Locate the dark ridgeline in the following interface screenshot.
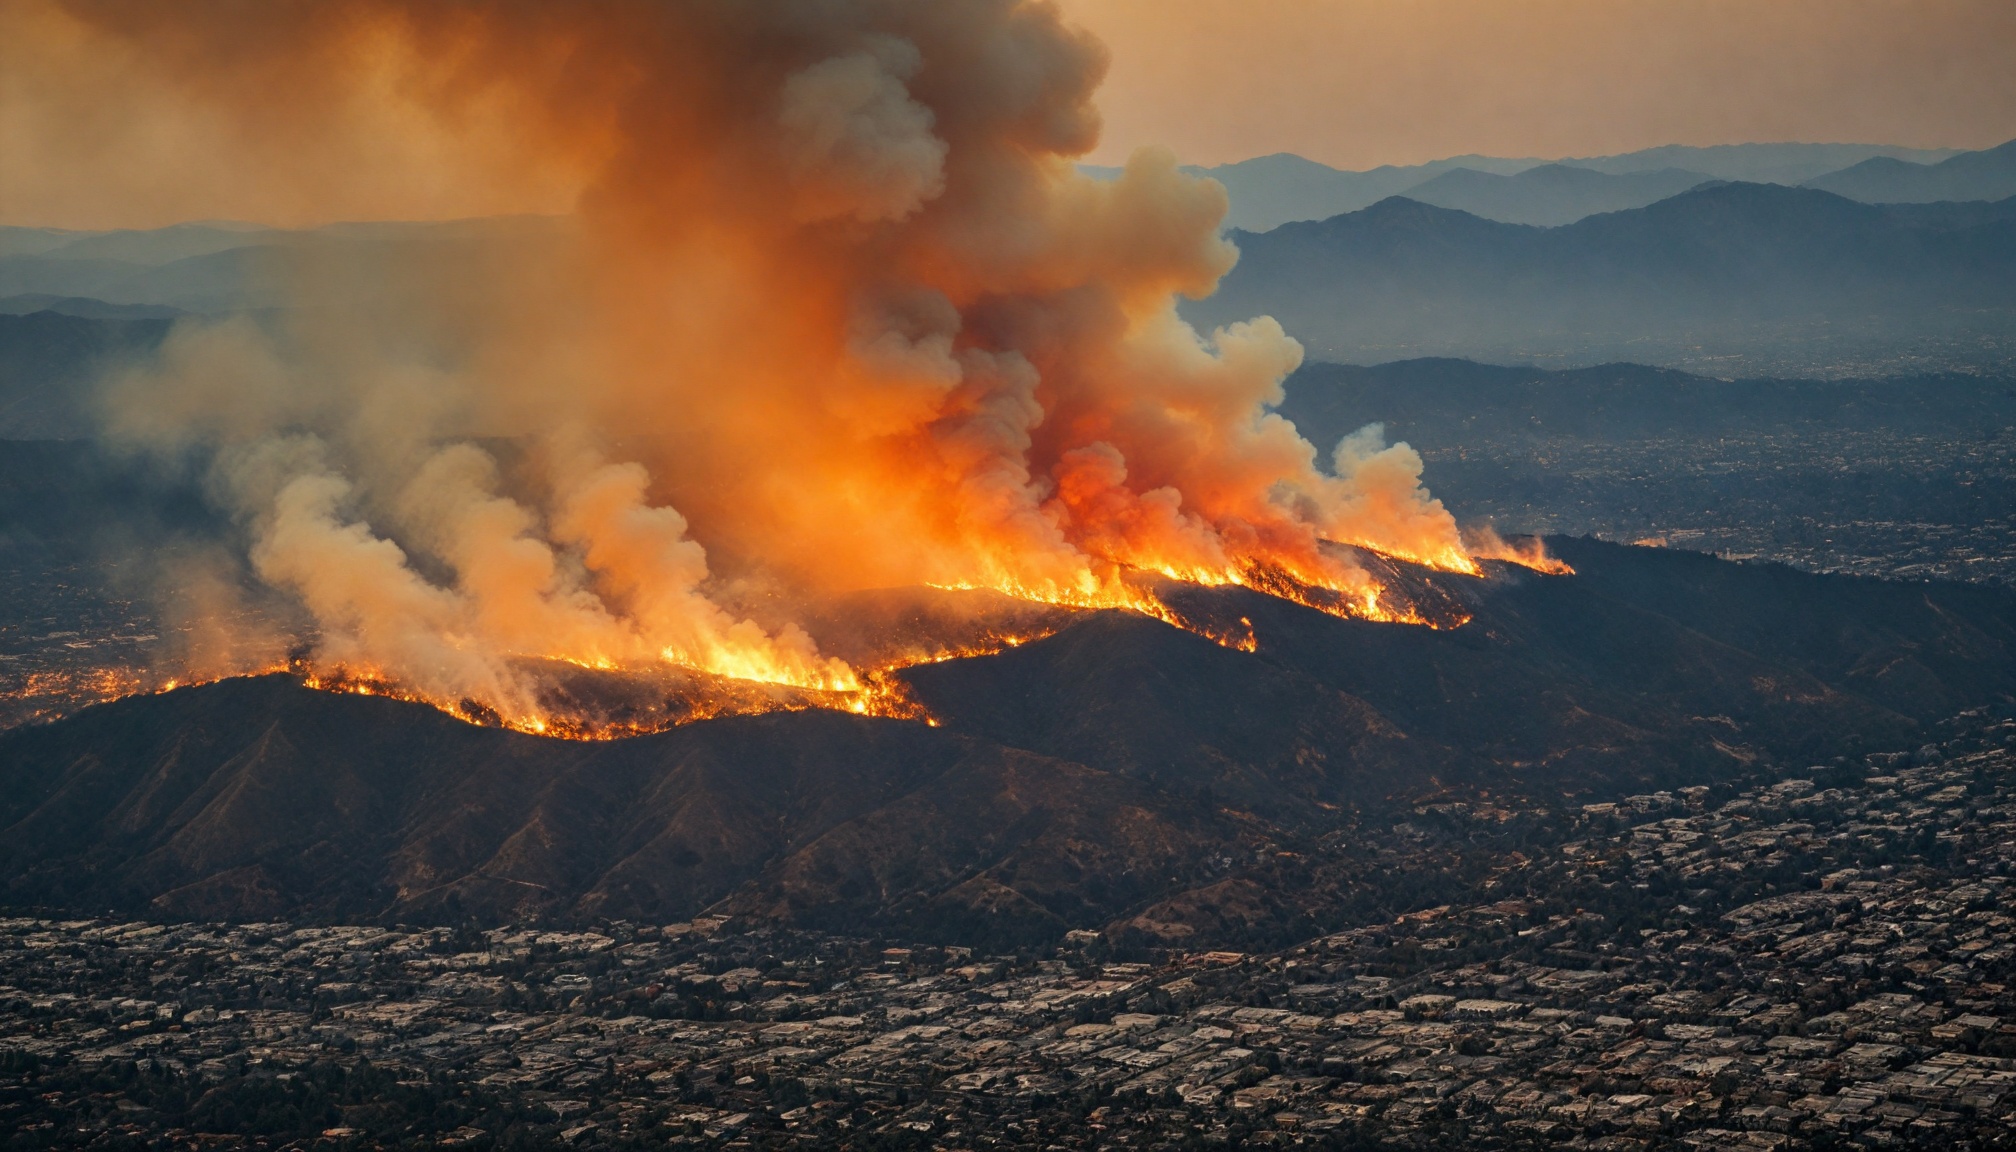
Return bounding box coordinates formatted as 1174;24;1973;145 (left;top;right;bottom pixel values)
3;538;2012;945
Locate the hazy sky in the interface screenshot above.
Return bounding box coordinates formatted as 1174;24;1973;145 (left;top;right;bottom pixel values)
6;0;2015;230
1058;0;2016;169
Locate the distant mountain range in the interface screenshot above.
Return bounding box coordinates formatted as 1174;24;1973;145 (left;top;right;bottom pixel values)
0;295;183;321
0;216;564;315
0;143;2003;324
1093;153;1535;233
1555;142;1966;185
1190;182;2016;375
5;538;2013;938
4;143;2015;395
1088;141;1991;231
1400;165;1712;228
1803;139;2016;205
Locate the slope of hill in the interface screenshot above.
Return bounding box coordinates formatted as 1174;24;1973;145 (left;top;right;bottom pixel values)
0;222;275;266
0;312;173;439
1171;153;1543;231
0;246;288;313
1081;143;1965;232
3;538;2012;938
1191;183;2016;373
0;227;94;260
1805;139;2016;204
0;216;567;314
0;675;1241;943
1403;164;1710;226
0;295;184;320
1559;141;1962;185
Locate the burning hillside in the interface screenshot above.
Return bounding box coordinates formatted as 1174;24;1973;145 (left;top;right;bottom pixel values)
0;556;1505;739
2;0;1561;735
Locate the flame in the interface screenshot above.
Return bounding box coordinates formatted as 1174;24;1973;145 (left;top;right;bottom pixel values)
927;547;1445;651
0;538;1523;739
1500;546;1575;576
1466;528;1575;576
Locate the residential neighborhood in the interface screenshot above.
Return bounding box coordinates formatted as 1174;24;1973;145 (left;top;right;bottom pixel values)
4;712;2013;1148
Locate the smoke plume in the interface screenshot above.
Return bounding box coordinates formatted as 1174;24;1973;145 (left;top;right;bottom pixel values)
24;0;1514;718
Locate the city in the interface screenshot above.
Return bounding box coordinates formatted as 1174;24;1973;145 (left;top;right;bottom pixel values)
4;710;2012;1149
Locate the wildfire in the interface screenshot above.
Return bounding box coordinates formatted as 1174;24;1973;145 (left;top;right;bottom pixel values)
922;543;1487;654
926;572;1262;651
1468;529;1577;576
0;529;1576;739
294;659;926;739
0;629;1044;741
0;1;1584;745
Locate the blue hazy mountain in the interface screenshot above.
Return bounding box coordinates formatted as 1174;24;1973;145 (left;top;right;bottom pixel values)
1084;143;1965;231
0;295;183;320
1403;164;1712;227
1558;142;1961;185
5;142;1995;313
1167;153;1545;231
1190;183;2016;374
1804;139;2016;205
0;217;564;314
0;221;274;264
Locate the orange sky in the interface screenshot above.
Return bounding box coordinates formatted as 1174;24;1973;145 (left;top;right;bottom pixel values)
1057;0;2016;168
5;0;2015;230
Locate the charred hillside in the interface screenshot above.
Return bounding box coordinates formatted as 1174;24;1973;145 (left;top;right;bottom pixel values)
2;539;2013;944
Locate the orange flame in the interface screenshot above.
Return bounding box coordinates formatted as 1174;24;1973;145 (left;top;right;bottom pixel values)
1466;528;1576;576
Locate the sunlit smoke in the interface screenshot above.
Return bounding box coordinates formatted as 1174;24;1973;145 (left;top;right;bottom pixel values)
8;0;1565;733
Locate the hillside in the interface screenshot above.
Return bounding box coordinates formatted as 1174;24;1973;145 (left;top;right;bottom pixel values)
0;312;173;439
4;539;2013;940
1402;164;1709;227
